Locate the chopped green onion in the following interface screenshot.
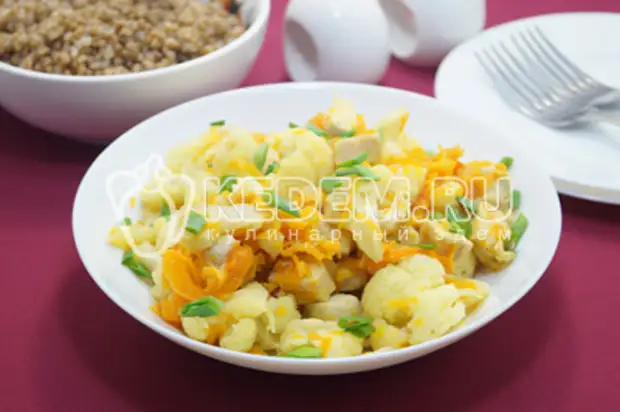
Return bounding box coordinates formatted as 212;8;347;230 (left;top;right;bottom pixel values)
122;249;135;264
254;142;269;172
353;164;380;181
321;179;344;193
512;190;522;210
186;211;206;235
307;123;327;137
446;205;472;238
180;296;224;318
500;156;514;168
338;130;356;138
161;201;171;220
457;196;476;214
265;161;279;176
289;122;299;128
210;120;226;126
219;175;237;193
336;152;368;168
425;149;436;156
508;213;529;249
334;165;379;181
280;346;323;358
416;243;437;249
263;192;300;217
338;316;375;338
121;249;152;280
430;211;444;220
122;217;132;226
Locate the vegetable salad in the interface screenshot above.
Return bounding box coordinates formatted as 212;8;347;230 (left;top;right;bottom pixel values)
108;98;528;358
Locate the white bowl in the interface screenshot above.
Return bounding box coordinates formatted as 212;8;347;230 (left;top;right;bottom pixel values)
72;82;562;375
0;0;270;143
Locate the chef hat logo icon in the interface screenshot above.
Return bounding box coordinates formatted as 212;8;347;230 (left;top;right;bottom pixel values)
105;154;196;258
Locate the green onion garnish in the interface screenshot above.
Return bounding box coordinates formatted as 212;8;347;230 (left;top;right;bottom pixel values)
186;211;206;235
254;142;269;172
338;130;356;138
338;316;375;338
425;149;436;156
512;190;521;210
161;201;171;220
446;205;472;238
180;296;224;318
263;192;300;217
416;243;437;249
289;122;299;128
457;196;476;214
500;156;514;168
121;249;152;280
321;179;344;193
219;175;237;193
334;164;379;181
430;211;444;220
280;346;323;358
307;123;328;137
336;152;368;168
508;213;529;249
210;120;226;127
122;217;132;226
265;161;279;176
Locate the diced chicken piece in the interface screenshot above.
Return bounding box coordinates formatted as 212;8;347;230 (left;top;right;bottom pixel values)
333;134;383;165
325;97;358;135
420;220;476;278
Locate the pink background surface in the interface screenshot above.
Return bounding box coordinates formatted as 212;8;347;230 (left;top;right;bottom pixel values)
2;1;620;411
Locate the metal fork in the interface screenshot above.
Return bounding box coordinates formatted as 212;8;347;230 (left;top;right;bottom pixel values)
476;26;620;128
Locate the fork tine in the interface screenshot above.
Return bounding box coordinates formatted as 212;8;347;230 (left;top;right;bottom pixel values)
510;30;572;94
475;49;535;112
488;43;554;108
495;39;559;105
531;26;592;82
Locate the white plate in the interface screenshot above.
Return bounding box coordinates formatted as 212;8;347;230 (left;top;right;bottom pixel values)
436;12;620;205
72;82;562;375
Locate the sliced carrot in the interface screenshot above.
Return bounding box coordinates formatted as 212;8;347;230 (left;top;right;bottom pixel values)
158;292;187;328
218;244;255;296
163;249;205;301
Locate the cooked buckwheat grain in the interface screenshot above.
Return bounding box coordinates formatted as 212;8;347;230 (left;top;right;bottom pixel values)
0;0;247;75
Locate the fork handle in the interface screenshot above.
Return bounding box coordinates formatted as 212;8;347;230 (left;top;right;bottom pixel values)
582;109;620;128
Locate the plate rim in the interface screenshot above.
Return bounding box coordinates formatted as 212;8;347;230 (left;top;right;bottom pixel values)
435;11;620;205
72;82;563;374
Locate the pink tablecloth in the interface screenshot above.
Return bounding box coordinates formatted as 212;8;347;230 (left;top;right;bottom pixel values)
2;1;620;411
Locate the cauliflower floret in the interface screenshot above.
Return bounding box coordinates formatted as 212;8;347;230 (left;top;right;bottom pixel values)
210;127;261;177
396;255;446;290
271;259;336;305
108;222;158;250
444;275;490;309
181;314;231;344
362;255;446;327
305;294;362;321
407;285;466;345
279;319;364;358
263;295;301;334
369;319;408;351
471;201;515;271
206;204;266;233
361;266;421;327
223;282;270;319
220;318;258;352
255;318;280;351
